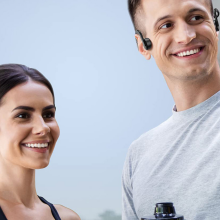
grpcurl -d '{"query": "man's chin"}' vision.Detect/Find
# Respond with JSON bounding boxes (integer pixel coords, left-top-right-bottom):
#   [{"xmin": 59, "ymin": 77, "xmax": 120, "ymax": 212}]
[{"xmin": 162, "ymin": 67, "xmax": 210, "ymax": 82}]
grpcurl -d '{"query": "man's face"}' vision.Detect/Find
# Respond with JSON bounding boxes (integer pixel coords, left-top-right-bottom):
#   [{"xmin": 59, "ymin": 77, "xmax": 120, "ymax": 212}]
[{"xmin": 140, "ymin": 0, "xmax": 218, "ymax": 80}]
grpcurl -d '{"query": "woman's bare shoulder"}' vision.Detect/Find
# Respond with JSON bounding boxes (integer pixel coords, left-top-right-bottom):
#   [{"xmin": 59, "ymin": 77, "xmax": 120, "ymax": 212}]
[{"xmin": 54, "ymin": 204, "xmax": 81, "ymax": 220}]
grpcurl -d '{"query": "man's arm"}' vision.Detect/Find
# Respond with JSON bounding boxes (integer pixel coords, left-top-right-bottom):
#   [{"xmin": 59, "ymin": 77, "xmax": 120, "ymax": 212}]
[{"xmin": 122, "ymin": 148, "xmax": 139, "ymax": 220}]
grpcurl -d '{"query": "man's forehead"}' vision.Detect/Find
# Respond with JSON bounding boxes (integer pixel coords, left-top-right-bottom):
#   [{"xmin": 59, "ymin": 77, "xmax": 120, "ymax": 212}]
[{"xmin": 141, "ymin": 0, "xmax": 210, "ymax": 19}]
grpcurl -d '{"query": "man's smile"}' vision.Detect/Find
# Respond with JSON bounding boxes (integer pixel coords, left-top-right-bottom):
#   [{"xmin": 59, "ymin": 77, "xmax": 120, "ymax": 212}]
[
  {"xmin": 171, "ymin": 46, "xmax": 205, "ymax": 60},
  {"xmin": 176, "ymin": 48, "xmax": 200, "ymax": 57}
]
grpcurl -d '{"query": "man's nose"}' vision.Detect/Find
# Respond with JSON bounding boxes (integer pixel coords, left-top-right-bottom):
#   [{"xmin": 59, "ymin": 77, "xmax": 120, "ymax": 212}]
[
  {"xmin": 32, "ymin": 116, "xmax": 50, "ymax": 136},
  {"xmin": 174, "ymin": 21, "xmax": 196, "ymax": 44}
]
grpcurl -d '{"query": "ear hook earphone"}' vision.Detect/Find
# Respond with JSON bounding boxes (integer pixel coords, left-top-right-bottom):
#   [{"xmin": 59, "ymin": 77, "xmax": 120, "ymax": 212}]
[
  {"xmin": 214, "ymin": 8, "xmax": 220, "ymax": 31},
  {"xmin": 135, "ymin": 30, "xmax": 152, "ymax": 50}
]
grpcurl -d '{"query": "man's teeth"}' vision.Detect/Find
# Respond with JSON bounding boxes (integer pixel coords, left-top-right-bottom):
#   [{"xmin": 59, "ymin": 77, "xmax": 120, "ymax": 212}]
[
  {"xmin": 24, "ymin": 143, "xmax": 49, "ymax": 148},
  {"xmin": 177, "ymin": 48, "xmax": 200, "ymax": 57}
]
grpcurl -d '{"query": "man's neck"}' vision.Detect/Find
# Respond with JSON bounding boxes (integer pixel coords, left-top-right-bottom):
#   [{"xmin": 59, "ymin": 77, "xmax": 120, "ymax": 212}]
[{"xmin": 164, "ymin": 62, "xmax": 220, "ymax": 112}]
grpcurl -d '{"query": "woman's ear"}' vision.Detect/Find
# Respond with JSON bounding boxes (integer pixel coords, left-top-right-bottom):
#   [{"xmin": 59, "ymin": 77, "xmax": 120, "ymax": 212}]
[{"xmin": 135, "ymin": 34, "xmax": 151, "ymax": 60}]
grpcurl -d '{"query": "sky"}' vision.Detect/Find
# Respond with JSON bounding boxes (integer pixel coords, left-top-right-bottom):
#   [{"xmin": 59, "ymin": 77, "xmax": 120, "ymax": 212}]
[{"xmin": 0, "ymin": 0, "xmax": 219, "ymax": 219}]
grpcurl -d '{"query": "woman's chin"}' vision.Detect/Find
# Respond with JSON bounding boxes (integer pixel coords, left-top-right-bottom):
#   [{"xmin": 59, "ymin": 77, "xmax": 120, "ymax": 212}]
[
  {"xmin": 23, "ymin": 160, "xmax": 50, "ymax": 170},
  {"xmin": 35, "ymin": 163, "xmax": 49, "ymax": 169}
]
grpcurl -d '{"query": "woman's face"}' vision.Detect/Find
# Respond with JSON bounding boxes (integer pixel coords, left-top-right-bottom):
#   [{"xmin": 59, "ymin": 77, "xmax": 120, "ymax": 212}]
[{"xmin": 0, "ymin": 80, "xmax": 60, "ymax": 169}]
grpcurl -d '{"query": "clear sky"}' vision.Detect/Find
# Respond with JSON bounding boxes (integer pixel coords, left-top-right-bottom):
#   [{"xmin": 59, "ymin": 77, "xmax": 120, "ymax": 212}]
[{"xmin": 0, "ymin": 0, "xmax": 219, "ymax": 219}]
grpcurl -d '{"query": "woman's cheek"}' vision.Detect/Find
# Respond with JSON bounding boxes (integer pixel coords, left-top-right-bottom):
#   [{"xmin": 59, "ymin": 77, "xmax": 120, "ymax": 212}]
[{"xmin": 51, "ymin": 121, "xmax": 60, "ymax": 142}]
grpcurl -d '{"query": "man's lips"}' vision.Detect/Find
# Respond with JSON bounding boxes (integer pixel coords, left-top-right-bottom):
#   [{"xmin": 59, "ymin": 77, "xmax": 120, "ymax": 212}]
[
  {"xmin": 171, "ymin": 45, "xmax": 205, "ymax": 56},
  {"xmin": 171, "ymin": 47, "xmax": 205, "ymax": 60}
]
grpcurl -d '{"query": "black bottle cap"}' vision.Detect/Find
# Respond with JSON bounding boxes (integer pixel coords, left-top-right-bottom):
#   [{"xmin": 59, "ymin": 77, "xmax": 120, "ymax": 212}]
[
  {"xmin": 141, "ymin": 202, "xmax": 184, "ymax": 220},
  {"xmin": 154, "ymin": 202, "xmax": 176, "ymax": 218}
]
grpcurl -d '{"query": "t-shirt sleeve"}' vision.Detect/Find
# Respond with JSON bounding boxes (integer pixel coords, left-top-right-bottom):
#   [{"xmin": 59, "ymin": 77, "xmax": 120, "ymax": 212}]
[{"xmin": 122, "ymin": 147, "xmax": 139, "ymax": 220}]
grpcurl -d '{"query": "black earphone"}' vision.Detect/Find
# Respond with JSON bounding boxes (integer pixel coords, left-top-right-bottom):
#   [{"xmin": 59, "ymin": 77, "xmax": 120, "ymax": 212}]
[
  {"xmin": 135, "ymin": 8, "xmax": 220, "ymax": 51},
  {"xmin": 135, "ymin": 30, "xmax": 152, "ymax": 50},
  {"xmin": 214, "ymin": 8, "xmax": 220, "ymax": 32}
]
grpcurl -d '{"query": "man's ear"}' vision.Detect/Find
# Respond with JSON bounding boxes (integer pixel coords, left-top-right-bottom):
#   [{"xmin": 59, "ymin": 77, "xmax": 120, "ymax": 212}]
[{"xmin": 135, "ymin": 34, "xmax": 151, "ymax": 60}]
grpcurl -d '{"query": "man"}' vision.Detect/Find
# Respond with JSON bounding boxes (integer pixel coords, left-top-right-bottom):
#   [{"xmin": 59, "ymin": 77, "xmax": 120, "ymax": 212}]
[{"xmin": 122, "ymin": 0, "xmax": 220, "ymax": 219}]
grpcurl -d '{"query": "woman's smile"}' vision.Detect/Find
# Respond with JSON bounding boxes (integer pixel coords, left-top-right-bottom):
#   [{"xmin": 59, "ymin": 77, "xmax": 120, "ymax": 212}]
[
  {"xmin": 22, "ymin": 145, "xmax": 49, "ymax": 153},
  {"xmin": 21, "ymin": 140, "xmax": 51, "ymax": 153}
]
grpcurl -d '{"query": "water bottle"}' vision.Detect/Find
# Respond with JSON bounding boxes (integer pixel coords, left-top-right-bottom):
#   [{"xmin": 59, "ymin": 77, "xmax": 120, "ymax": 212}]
[{"xmin": 141, "ymin": 202, "xmax": 184, "ymax": 220}]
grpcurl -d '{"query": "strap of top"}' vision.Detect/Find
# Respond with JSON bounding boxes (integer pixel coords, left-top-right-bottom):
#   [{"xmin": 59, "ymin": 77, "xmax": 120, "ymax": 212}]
[
  {"xmin": 0, "ymin": 207, "xmax": 7, "ymax": 220},
  {"xmin": 0, "ymin": 196, "xmax": 61, "ymax": 220},
  {"xmin": 38, "ymin": 196, "xmax": 61, "ymax": 220}
]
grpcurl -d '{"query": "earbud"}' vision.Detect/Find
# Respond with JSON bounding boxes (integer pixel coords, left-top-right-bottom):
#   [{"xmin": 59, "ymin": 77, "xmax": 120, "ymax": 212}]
[
  {"xmin": 214, "ymin": 8, "xmax": 220, "ymax": 32},
  {"xmin": 135, "ymin": 30, "xmax": 152, "ymax": 50}
]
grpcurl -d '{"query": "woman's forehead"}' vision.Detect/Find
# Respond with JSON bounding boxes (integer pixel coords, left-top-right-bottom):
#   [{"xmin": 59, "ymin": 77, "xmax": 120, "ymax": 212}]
[{"xmin": 0, "ymin": 81, "xmax": 53, "ymax": 108}]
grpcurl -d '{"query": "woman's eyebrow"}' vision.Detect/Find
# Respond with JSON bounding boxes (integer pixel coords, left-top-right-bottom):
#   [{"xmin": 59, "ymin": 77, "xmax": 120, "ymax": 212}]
[
  {"xmin": 12, "ymin": 105, "xmax": 56, "ymax": 112},
  {"xmin": 12, "ymin": 106, "xmax": 34, "ymax": 112},
  {"xmin": 43, "ymin": 105, "xmax": 56, "ymax": 111}
]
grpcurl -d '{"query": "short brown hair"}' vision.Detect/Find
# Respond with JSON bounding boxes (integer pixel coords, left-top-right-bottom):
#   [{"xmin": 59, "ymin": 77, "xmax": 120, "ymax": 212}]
[{"xmin": 128, "ymin": 0, "xmax": 214, "ymax": 33}]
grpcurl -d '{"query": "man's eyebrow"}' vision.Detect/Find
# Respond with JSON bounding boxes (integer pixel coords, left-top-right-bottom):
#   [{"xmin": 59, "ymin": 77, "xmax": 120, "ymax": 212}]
[
  {"xmin": 188, "ymin": 8, "xmax": 206, "ymax": 14},
  {"xmin": 12, "ymin": 105, "xmax": 56, "ymax": 112},
  {"xmin": 154, "ymin": 15, "xmax": 172, "ymax": 27}
]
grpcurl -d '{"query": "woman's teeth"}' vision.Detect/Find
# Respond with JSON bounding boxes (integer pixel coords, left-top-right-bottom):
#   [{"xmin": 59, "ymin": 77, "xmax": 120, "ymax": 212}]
[
  {"xmin": 24, "ymin": 143, "xmax": 49, "ymax": 148},
  {"xmin": 177, "ymin": 48, "xmax": 200, "ymax": 57}
]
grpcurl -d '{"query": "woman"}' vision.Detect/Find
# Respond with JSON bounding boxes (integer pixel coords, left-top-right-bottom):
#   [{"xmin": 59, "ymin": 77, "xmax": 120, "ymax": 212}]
[{"xmin": 0, "ymin": 64, "xmax": 80, "ymax": 220}]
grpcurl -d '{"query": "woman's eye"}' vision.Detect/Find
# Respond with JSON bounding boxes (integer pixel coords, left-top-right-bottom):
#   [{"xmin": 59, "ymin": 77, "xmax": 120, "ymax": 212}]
[
  {"xmin": 43, "ymin": 112, "xmax": 55, "ymax": 119},
  {"xmin": 161, "ymin": 23, "xmax": 172, "ymax": 29},
  {"xmin": 16, "ymin": 113, "xmax": 30, "ymax": 119},
  {"xmin": 191, "ymin": 16, "xmax": 203, "ymax": 21}
]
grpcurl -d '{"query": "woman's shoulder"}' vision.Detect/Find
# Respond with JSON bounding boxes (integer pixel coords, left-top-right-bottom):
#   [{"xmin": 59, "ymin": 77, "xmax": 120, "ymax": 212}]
[{"xmin": 54, "ymin": 204, "xmax": 81, "ymax": 220}]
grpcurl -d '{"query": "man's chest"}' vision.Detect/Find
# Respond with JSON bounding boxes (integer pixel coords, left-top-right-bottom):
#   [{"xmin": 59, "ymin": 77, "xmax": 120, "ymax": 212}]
[{"xmin": 131, "ymin": 134, "xmax": 220, "ymax": 219}]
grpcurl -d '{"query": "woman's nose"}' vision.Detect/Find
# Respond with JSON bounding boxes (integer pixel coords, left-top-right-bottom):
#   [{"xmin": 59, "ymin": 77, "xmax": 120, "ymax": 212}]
[{"xmin": 32, "ymin": 116, "xmax": 50, "ymax": 136}]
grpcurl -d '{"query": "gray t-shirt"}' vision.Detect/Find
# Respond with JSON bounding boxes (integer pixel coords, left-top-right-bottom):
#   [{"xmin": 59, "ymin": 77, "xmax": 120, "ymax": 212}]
[{"xmin": 122, "ymin": 91, "xmax": 220, "ymax": 220}]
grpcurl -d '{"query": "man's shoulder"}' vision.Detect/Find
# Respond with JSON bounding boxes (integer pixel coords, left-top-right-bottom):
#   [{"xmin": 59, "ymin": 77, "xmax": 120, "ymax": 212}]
[
  {"xmin": 129, "ymin": 116, "xmax": 173, "ymax": 152},
  {"xmin": 54, "ymin": 204, "xmax": 81, "ymax": 220},
  {"xmin": 124, "ymin": 116, "xmax": 173, "ymax": 170}
]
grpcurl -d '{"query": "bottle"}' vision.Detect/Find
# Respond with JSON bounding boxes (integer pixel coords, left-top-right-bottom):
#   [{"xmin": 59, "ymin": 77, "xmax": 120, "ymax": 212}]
[{"xmin": 141, "ymin": 202, "xmax": 184, "ymax": 220}]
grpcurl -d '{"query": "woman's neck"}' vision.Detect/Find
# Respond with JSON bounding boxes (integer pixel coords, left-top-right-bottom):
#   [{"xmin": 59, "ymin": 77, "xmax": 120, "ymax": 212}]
[{"xmin": 0, "ymin": 158, "xmax": 38, "ymax": 207}]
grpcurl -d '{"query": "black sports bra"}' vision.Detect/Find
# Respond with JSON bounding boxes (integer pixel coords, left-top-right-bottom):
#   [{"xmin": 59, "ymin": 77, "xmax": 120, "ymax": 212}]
[{"xmin": 0, "ymin": 196, "xmax": 61, "ymax": 220}]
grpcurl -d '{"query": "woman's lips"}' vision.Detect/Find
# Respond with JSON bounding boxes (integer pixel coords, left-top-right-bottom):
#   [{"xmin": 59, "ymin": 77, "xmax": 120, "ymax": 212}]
[{"xmin": 21, "ymin": 144, "xmax": 49, "ymax": 153}]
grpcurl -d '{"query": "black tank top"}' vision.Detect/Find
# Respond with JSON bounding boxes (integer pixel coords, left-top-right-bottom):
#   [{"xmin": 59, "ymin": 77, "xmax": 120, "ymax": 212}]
[{"xmin": 0, "ymin": 196, "xmax": 61, "ymax": 220}]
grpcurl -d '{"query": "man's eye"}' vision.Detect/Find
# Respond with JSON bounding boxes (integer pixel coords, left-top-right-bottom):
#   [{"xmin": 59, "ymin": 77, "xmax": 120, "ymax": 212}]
[
  {"xmin": 16, "ymin": 113, "xmax": 30, "ymax": 119},
  {"xmin": 160, "ymin": 23, "xmax": 172, "ymax": 29},
  {"xmin": 191, "ymin": 15, "xmax": 203, "ymax": 21},
  {"xmin": 43, "ymin": 112, "xmax": 55, "ymax": 119}
]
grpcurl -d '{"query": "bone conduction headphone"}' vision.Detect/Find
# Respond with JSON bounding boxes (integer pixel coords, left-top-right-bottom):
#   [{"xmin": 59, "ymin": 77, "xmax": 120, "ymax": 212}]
[
  {"xmin": 214, "ymin": 8, "xmax": 220, "ymax": 32},
  {"xmin": 136, "ymin": 8, "xmax": 220, "ymax": 51}
]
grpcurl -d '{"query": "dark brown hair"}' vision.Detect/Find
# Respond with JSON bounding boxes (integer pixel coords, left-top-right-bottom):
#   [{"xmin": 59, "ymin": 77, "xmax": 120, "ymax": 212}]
[
  {"xmin": 128, "ymin": 0, "xmax": 214, "ymax": 33},
  {"xmin": 0, "ymin": 64, "xmax": 55, "ymax": 105}
]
